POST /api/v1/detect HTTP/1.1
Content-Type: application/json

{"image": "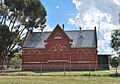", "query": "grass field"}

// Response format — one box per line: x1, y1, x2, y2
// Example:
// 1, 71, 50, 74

0, 70, 120, 84
0, 70, 118, 76
0, 76, 120, 84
